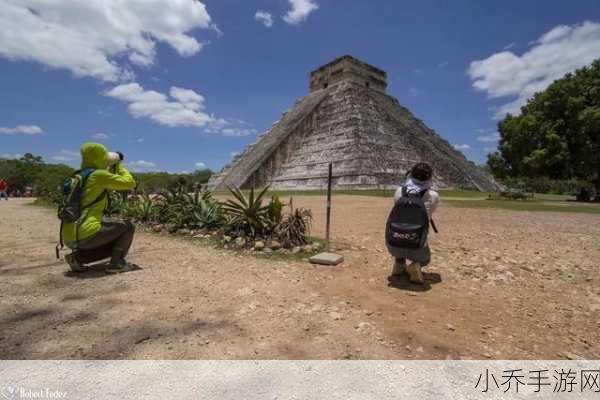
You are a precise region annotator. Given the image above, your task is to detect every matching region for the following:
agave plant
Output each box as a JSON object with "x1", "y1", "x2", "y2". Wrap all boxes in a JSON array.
[
  {"x1": 129, "y1": 192, "x2": 157, "y2": 223},
  {"x1": 221, "y1": 186, "x2": 270, "y2": 237},
  {"x1": 265, "y1": 195, "x2": 283, "y2": 229}
]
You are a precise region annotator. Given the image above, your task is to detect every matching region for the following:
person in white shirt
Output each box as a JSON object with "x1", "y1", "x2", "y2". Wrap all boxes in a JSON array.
[{"x1": 389, "y1": 162, "x2": 440, "y2": 284}]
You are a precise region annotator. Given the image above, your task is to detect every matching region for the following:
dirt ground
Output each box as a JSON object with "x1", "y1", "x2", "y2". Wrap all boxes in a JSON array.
[{"x1": 1, "y1": 197, "x2": 599, "y2": 360}]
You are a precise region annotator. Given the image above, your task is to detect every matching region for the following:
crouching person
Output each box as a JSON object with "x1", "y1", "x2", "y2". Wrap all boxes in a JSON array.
[
  {"x1": 385, "y1": 162, "x2": 439, "y2": 284},
  {"x1": 60, "y1": 143, "x2": 136, "y2": 274}
]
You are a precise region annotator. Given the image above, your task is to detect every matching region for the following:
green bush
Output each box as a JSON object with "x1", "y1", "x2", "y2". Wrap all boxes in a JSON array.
[{"x1": 502, "y1": 177, "x2": 588, "y2": 195}]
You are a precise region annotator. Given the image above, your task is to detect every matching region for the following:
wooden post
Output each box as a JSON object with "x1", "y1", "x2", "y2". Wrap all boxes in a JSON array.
[{"x1": 325, "y1": 162, "x2": 332, "y2": 251}]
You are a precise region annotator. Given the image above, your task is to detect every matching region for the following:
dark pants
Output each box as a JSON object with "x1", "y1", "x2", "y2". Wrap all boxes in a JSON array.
[{"x1": 74, "y1": 220, "x2": 135, "y2": 266}]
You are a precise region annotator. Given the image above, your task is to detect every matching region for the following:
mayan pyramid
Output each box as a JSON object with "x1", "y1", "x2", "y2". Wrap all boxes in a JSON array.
[{"x1": 208, "y1": 55, "x2": 499, "y2": 191}]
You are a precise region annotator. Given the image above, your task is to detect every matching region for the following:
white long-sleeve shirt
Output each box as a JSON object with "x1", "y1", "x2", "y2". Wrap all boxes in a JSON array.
[{"x1": 393, "y1": 182, "x2": 440, "y2": 216}]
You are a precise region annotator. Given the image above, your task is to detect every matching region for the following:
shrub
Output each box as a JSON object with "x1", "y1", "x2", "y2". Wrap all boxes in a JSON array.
[
  {"x1": 275, "y1": 200, "x2": 313, "y2": 247},
  {"x1": 221, "y1": 186, "x2": 270, "y2": 237}
]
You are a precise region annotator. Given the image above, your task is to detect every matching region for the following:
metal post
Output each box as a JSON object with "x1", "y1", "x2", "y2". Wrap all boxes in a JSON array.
[{"x1": 325, "y1": 162, "x2": 332, "y2": 251}]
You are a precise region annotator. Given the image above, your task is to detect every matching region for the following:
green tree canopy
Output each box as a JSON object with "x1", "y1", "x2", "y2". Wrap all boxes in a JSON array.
[{"x1": 489, "y1": 60, "x2": 600, "y2": 189}]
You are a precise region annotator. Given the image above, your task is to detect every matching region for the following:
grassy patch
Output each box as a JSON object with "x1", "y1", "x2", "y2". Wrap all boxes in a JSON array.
[{"x1": 445, "y1": 198, "x2": 600, "y2": 215}]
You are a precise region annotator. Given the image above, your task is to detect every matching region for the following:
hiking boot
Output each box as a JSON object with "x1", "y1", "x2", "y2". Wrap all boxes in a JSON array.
[
  {"x1": 105, "y1": 261, "x2": 136, "y2": 274},
  {"x1": 392, "y1": 259, "x2": 407, "y2": 276},
  {"x1": 65, "y1": 253, "x2": 87, "y2": 272},
  {"x1": 406, "y1": 262, "x2": 424, "y2": 284}
]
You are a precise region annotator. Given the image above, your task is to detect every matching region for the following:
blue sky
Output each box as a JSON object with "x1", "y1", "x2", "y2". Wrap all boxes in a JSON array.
[{"x1": 1, "y1": 0, "x2": 600, "y2": 172}]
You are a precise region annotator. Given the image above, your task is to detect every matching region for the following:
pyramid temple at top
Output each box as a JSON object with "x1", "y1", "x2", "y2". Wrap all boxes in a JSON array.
[{"x1": 207, "y1": 55, "x2": 499, "y2": 191}]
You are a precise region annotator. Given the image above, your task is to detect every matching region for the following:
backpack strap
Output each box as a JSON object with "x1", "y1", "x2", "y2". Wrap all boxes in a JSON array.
[
  {"x1": 418, "y1": 189, "x2": 428, "y2": 198},
  {"x1": 401, "y1": 186, "x2": 408, "y2": 197}
]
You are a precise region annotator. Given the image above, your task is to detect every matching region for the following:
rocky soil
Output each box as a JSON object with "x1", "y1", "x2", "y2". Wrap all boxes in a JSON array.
[{"x1": 1, "y1": 197, "x2": 599, "y2": 359}]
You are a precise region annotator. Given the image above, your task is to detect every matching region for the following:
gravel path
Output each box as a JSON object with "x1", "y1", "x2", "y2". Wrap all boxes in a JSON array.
[{"x1": 1, "y1": 197, "x2": 599, "y2": 359}]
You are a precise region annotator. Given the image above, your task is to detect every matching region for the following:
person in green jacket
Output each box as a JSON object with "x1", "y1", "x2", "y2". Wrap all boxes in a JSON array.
[{"x1": 63, "y1": 142, "x2": 136, "y2": 274}]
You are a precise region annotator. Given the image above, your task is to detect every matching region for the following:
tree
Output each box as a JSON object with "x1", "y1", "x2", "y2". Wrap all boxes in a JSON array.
[{"x1": 489, "y1": 60, "x2": 600, "y2": 196}]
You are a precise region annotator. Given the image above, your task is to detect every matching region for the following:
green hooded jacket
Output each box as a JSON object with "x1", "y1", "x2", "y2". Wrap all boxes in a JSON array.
[{"x1": 62, "y1": 142, "x2": 136, "y2": 246}]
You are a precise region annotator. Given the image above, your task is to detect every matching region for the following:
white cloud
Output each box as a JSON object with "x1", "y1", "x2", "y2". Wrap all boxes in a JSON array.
[
  {"x1": 1, "y1": 153, "x2": 23, "y2": 160},
  {"x1": 453, "y1": 144, "x2": 471, "y2": 150},
  {"x1": 92, "y1": 132, "x2": 110, "y2": 140},
  {"x1": 409, "y1": 87, "x2": 423, "y2": 96},
  {"x1": 477, "y1": 131, "x2": 500, "y2": 143},
  {"x1": 255, "y1": 11, "x2": 274, "y2": 28},
  {"x1": 283, "y1": 0, "x2": 319, "y2": 25},
  {"x1": 125, "y1": 160, "x2": 157, "y2": 172},
  {"x1": 484, "y1": 147, "x2": 498, "y2": 153},
  {"x1": 0, "y1": 0, "x2": 215, "y2": 82},
  {"x1": 469, "y1": 21, "x2": 600, "y2": 119},
  {"x1": 230, "y1": 151, "x2": 241, "y2": 159},
  {"x1": 195, "y1": 162, "x2": 206, "y2": 169},
  {"x1": 105, "y1": 83, "x2": 213, "y2": 128},
  {"x1": 137, "y1": 138, "x2": 145, "y2": 143},
  {"x1": 0, "y1": 125, "x2": 43, "y2": 135},
  {"x1": 51, "y1": 149, "x2": 80, "y2": 163},
  {"x1": 203, "y1": 118, "x2": 257, "y2": 137}
]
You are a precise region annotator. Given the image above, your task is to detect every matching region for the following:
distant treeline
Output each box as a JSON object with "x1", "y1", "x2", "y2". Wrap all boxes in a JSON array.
[{"x1": 0, "y1": 153, "x2": 213, "y2": 201}]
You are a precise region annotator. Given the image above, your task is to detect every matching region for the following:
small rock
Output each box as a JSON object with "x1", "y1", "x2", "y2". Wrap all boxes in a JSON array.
[
  {"x1": 254, "y1": 241, "x2": 265, "y2": 251},
  {"x1": 263, "y1": 248, "x2": 273, "y2": 254},
  {"x1": 302, "y1": 244, "x2": 313, "y2": 253},
  {"x1": 329, "y1": 312, "x2": 343, "y2": 320},
  {"x1": 178, "y1": 228, "x2": 191, "y2": 235},
  {"x1": 291, "y1": 246, "x2": 302, "y2": 254},
  {"x1": 223, "y1": 235, "x2": 232, "y2": 243},
  {"x1": 446, "y1": 324, "x2": 456, "y2": 331},
  {"x1": 311, "y1": 242, "x2": 322, "y2": 251},
  {"x1": 483, "y1": 353, "x2": 492, "y2": 358},
  {"x1": 152, "y1": 224, "x2": 163, "y2": 233},
  {"x1": 234, "y1": 237, "x2": 245, "y2": 247},
  {"x1": 269, "y1": 240, "x2": 282, "y2": 250},
  {"x1": 364, "y1": 310, "x2": 373, "y2": 316}
]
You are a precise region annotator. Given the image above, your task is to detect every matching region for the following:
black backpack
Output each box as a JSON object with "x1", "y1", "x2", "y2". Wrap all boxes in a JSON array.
[
  {"x1": 56, "y1": 168, "x2": 106, "y2": 256},
  {"x1": 386, "y1": 186, "x2": 430, "y2": 249}
]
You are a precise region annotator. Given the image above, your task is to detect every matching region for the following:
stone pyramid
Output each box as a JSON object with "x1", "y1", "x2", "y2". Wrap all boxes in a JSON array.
[{"x1": 208, "y1": 55, "x2": 499, "y2": 191}]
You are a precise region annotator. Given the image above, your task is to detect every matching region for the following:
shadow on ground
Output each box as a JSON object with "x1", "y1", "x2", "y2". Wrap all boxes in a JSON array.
[{"x1": 387, "y1": 272, "x2": 442, "y2": 292}]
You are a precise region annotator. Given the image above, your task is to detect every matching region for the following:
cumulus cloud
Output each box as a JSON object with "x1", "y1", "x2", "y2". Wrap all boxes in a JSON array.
[
  {"x1": 1, "y1": 153, "x2": 23, "y2": 160},
  {"x1": 0, "y1": 0, "x2": 215, "y2": 82},
  {"x1": 92, "y1": 132, "x2": 110, "y2": 140},
  {"x1": 0, "y1": 125, "x2": 43, "y2": 135},
  {"x1": 203, "y1": 118, "x2": 258, "y2": 137},
  {"x1": 105, "y1": 83, "x2": 213, "y2": 128},
  {"x1": 255, "y1": 11, "x2": 274, "y2": 28},
  {"x1": 52, "y1": 149, "x2": 80, "y2": 162},
  {"x1": 469, "y1": 21, "x2": 600, "y2": 119},
  {"x1": 477, "y1": 132, "x2": 500, "y2": 143},
  {"x1": 453, "y1": 144, "x2": 471, "y2": 150},
  {"x1": 195, "y1": 162, "x2": 206, "y2": 169},
  {"x1": 126, "y1": 160, "x2": 157, "y2": 172},
  {"x1": 283, "y1": 0, "x2": 319, "y2": 25}
]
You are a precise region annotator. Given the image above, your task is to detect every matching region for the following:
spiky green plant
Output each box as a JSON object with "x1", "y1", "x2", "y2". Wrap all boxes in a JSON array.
[
  {"x1": 129, "y1": 192, "x2": 157, "y2": 222},
  {"x1": 221, "y1": 186, "x2": 270, "y2": 237}
]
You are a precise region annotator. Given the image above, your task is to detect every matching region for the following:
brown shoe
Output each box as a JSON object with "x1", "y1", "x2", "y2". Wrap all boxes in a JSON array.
[
  {"x1": 406, "y1": 262, "x2": 424, "y2": 284},
  {"x1": 66, "y1": 253, "x2": 87, "y2": 272}
]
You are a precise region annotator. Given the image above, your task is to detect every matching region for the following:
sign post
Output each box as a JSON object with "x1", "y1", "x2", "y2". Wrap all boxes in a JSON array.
[
  {"x1": 309, "y1": 162, "x2": 344, "y2": 266},
  {"x1": 325, "y1": 162, "x2": 332, "y2": 251}
]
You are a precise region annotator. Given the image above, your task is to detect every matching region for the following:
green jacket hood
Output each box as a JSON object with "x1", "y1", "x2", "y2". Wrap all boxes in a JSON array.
[{"x1": 80, "y1": 142, "x2": 108, "y2": 170}]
